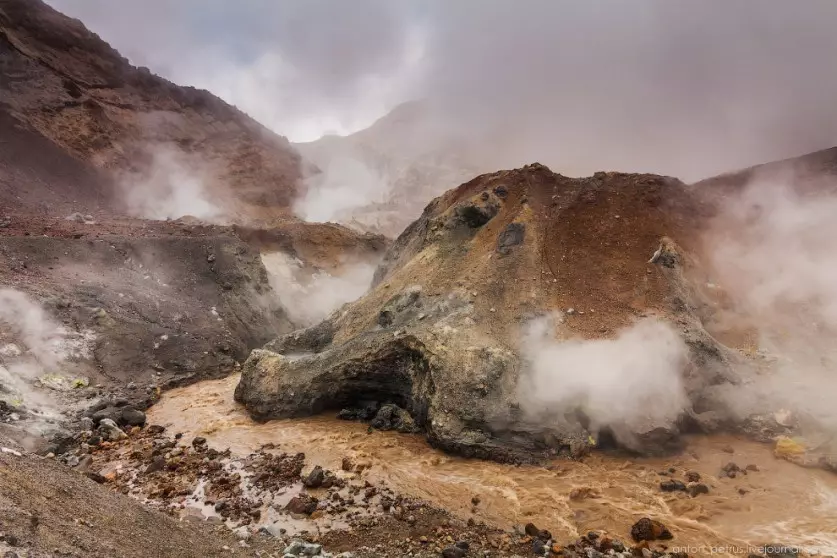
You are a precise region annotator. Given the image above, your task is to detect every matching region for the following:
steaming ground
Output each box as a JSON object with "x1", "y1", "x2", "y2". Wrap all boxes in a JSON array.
[
  {"x1": 261, "y1": 252, "x2": 376, "y2": 326},
  {"x1": 518, "y1": 317, "x2": 689, "y2": 450}
]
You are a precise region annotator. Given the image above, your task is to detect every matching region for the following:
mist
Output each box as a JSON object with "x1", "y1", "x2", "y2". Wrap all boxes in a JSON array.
[
  {"x1": 705, "y1": 173, "x2": 837, "y2": 431},
  {"x1": 48, "y1": 0, "x2": 837, "y2": 181},
  {"x1": 118, "y1": 144, "x2": 225, "y2": 222},
  {"x1": 260, "y1": 252, "x2": 376, "y2": 326},
  {"x1": 0, "y1": 289, "x2": 91, "y2": 435},
  {"x1": 517, "y1": 315, "x2": 689, "y2": 447}
]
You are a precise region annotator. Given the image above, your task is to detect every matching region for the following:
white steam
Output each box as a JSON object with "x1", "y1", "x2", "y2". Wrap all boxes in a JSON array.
[
  {"x1": 518, "y1": 316, "x2": 689, "y2": 444},
  {"x1": 706, "y1": 174, "x2": 837, "y2": 428},
  {"x1": 261, "y1": 252, "x2": 375, "y2": 326},
  {"x1": 293, "y1": 154, "x2": 389, "y2": 225},
  {"x1": 0, "y1": 289, "x2": 93, "y2": 431},
  {"x1": 119, "y1": 145, "x2": 224, "y2": 222}
]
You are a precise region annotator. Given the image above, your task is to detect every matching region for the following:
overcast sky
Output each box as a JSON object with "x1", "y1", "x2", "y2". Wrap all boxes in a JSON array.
[{"x1": 47, "y1": 0, "x2": 837, "y2": 179}]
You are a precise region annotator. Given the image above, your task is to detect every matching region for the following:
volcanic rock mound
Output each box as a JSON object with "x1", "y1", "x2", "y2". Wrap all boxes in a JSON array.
[{"x1": 235, "y1": 163, "x2": 744, "y2": 461}]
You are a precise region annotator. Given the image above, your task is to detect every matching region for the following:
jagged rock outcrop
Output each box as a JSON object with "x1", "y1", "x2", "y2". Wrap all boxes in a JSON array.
[{"x1": 236, "y1": 163, "x2": 747, "y2": 461}]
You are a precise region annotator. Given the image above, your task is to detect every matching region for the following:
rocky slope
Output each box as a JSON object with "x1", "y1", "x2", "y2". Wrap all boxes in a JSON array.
[
  {"x1": 0, "y1": 0, "x2": 302, "y2": 222},
  {"x1": 235, "y1": 162, "x2": 757, "y2": 461}
]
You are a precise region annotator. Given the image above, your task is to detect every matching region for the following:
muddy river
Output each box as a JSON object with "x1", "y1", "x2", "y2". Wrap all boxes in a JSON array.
[{"x1": 148, "y1": 374, "x2": 837, "y2": 556}]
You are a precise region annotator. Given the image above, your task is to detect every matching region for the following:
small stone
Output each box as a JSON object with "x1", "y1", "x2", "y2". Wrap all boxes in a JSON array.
[
  {"x1": 441, "y1": 546, "x2": 466, "y2": 558},
  {"x1": 192, "y1": 436, "x2": 207, "y2": 449},
  {"x1": 660, "y1": 480, "x2": 686, "y2": 492},
  {"x1": 685, "y1": 471, "x2": 701, "y2": 483},
  {"x1": 630, "y1": 517, "x2": 672, "y2": 541},
  {"x1": 687, "y1": 482, "x2": 709, "y2": 497},
  {"x1": 745, "y1": 464, "x2": 759, "y2": 472},
  {"x1": 304, "y1": 465, "x2": 325, "y2": 488}
]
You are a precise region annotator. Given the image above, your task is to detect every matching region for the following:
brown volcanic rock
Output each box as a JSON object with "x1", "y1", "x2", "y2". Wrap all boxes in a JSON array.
[
  {"x1": 235, "y1": 163, "x2": 741, "y2": 460},
  {"x1": 0, "y1": 0, "x2": 302, "y2": 220}
]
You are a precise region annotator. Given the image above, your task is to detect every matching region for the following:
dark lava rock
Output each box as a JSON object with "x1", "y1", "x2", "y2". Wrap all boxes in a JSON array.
[
  {"x1": 337, "y1": 401, "x2": 380, "y2": 422},
  {"x1": 192, "y1": 437, "x2": 208, "y2": 449},
  {"x1": 745, "y1": 464, "x2": 760, "y2": 472},
  {"x1": 497, "y1": 222, "x2": 525, "y2": 254},
  {"x1": 630, "y1": 517, "x2": 673, "y2": 542},
  {"x1": 90, "y1": 406, "x2": 121, "y2": 425},
  {"x1": 303, "y1": 465, "x2": 325, "y2": 488},
  {"x1": 660, "y1": 479, "x2": 687, "y2": 492},
  {"x1": 120, "y1": 407, "x2": 146, "y2": 427},
  {"x1": 524, "y1": 522, "x2": 541, "y2": 537},
  {"x1": 370, "y1": 404, "x2": 420, "y2": 434},
  {"x1": 455, "y1": 201, "x2": 498, "y2": 228},
  {"x1": 532, "y1": 538, "x2": 546, "y2": 555},
  {"x1": 146, "y1": 424, "x2": 166, "y2": 435},
  {"x1": 285, "y1": 494, "x2": 318, "y2": 516},
  {"x1": 722, "y1": 462, "x2": 741, "y2": 478},
  {"x1": 441, "y1": 546, "x2": 466, "y2": 558},
  {"x1": 493, "y1": 185, "x2": 508, "y2": 199},
  {"x1": 687, "y1": 482, "x2": 710, "y2": 497},
  {"x1": 685, "y1": 470, "x2": 701, "y2": 483},
  {"x1": 454, "y1": 541, "x2": 469, "y2": 550}
]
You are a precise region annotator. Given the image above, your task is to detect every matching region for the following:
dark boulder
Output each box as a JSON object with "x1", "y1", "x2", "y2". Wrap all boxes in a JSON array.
[{"x1": 630, "y1": 517, "x2": 673, "y2": 542}]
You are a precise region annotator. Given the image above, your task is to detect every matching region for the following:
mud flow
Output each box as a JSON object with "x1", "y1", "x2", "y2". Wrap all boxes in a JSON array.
[{"x1": 149, "y1": 375, "x2": 837, "y2": 556}]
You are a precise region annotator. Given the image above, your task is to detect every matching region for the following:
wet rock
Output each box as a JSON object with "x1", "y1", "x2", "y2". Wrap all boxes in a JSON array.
[
  {"x1": 370, "y1": 404, "x2": 420, "y2": 434},
  {"x1": 120, "y1": 407, "x2": 146, "y2": 427},
  {"x1": 454, "y1": 541, "x2": 469, "y2": 550},
  {"x1": 303, "y1": 465, "x2": 325, "y2": 488},
  {"x1": 98, "y1": 418, "x2": 127, "y2": 441},
  {"x1": 532, "y1": 538, "x2": 546, "y2": 555},
  {"x1": 441, "y1": 546, "x2": 466, "y2": 558},
  {"x1": 192, "y1": 437, "x2": 208, "y2": 449},
  {"x1": 660, "y1": 480, "x2": 686, "y2": 492},
  {"x1": 337, "y1": 401, "x2": 380, "y2": 422},
  {"x1": 341, "y1": 456, "x2": 355, "y2": 472},
  {"x1": 745, "y1": 464, "x2": 759, "y2": 472},
  {"x1": 630, "y1": 518, "x2": 672, "y2": 542},
  {"x1": 146, "y1": 425, "x2": 166, "y2": 435},
  {"x1": 497, "y1": 223, "x2": 525, "y2": 254},
  {"x1": 685, "y1": 471, "x2": 701, "y2": 483},
  {"x1": 286, "y1": 494, "x2": 318, "y2": 516},
  {"x1": 687, "y1": 482, "x2": 709, "y2": 497},
  {"x1": 721, "y1": 462, "x2": 741, "y2": 478}
]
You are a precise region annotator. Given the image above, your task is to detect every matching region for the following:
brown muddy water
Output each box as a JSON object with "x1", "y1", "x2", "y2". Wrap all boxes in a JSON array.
[{"x1": 148, "y1": 374, "x2": 837, "y2": 556}]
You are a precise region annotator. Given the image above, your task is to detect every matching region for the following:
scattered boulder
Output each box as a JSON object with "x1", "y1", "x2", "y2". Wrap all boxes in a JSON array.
[
  {"x1": 120, "y1": 407, "x2": 146, "y2": 427},
  {"x1": 286, "y1": 494, "x2": 318, "y2": 516},
  {"x1": 630, "y1": 518, "x2": 673, "y2": 542},
  {"x1": 687, "y1": 482, "x2": 709, "y2": 497},
  {"x1": 303, "y1": 466, "x2": 325, "y2": 488},
  {"x1": 660, "y1": 480, "x2": 686, "y2": 492},
  {"x1": 721, "y1": 462, "x2": 741, "y2": 478},
  {"x1": 97, "y1": 418, "x2": 126, "y2": 441},
  {"x1": 337, "y1": 401, "x2": 380, "y2": 422},
  {"x1": 369, "y1": 404, "x2": 420, "y2": 434}
]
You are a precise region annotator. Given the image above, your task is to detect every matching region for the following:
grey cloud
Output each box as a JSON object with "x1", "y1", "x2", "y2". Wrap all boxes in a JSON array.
[{"x1": 47, "y1": 0, "x2": 837, "y2": 177}]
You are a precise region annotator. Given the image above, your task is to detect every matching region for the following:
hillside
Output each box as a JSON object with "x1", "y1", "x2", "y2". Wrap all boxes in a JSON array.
[{"x1": 0, "y1": 0, "x2": 301, "y2": 222}]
